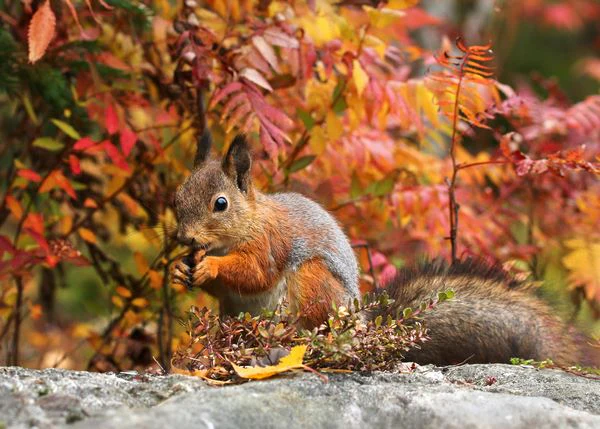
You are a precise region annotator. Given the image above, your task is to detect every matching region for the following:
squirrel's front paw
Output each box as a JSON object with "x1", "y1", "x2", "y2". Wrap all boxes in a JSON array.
[
  {"x1": 171, "y1": 257, "x2": 193, "y2": 289},
  {"x1": 191, "y1": 257, "x2": 219, "y2": 287},
  {"x1": 172, "y1": 251, "x2": 206, "y2": 289}
]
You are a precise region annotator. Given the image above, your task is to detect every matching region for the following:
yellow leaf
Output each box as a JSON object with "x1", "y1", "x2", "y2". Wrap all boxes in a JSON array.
[
  {"x1": 58, "y1": 216, "x2": 73, "y2": 235},
  {"x1": 353, "y1": 60, "x2": 369, "y2": 97},
  {"x1": 416, "y1": 83, "x2": 439, "y2": 127},
  {"x1": 232, "y1": 345, "x2": 308, "y2": 380},
  {"x1": 28, "y1": 0, "x2": 56, "y2": 63},
  {"x1": 134, "y1": 251, "x2": 150, "y2": 275},
  {"x1": 326, "y1": 110, "x2": 343, "y2": 142},
  {"x1": 309, "y1": 126, "x2": 327, "y2": 155},
  {"x1": 111, "y1": 295, "x2": 124, "y2": 308},
  {"x1": 115, "y1": 286, "x2": 132, "y2": 298},
  {"x1": 171, "y1": 366, "x2": 231, "y2": 385},
  {"x1": 363, "y1": 6, "x2": 405, "y2": 29},
  {"x1": 73, "y1": 323, "x2": 92, "y2": 338},
  {"x1": 562, "y1": 239, "x2": 600, "y2": 302},
  {"x1": 78, "y1": 228, "x2": 97, "y2": 244},
  {"x1": 364, "y1": 35, "x2": 386, "y2": 59},
  {"x1": 105, "y1": 175, "x2": 127, "y2": 195},
  {"x1": 387, "y1": 0, "x2": 420, "y2": 9}
]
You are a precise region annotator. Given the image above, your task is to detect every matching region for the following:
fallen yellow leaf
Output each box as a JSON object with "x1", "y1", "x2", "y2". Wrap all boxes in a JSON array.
[{"x1": 232, "y1": 345, "x2": 308, "y2": 380}]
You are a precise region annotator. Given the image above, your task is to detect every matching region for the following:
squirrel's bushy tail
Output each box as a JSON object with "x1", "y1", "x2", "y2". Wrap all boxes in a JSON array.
[{"x1": 380, "y1": 259, "x2": 598, "y2": 367}]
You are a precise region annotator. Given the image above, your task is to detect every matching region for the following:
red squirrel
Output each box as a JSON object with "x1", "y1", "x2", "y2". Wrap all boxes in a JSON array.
[
  {"x1": 172, "y1": 130, "x2": 599, "y2": 367},
  {"x1": 172, "y1": 131, "x2": 359, "y2": 328}
]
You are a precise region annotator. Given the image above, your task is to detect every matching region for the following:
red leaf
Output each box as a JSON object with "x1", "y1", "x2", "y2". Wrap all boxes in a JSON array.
[
  {"x1": 28, "y1": 0, "x2": 56, "y2": 63},
  {"x1": 18, "y1": 169, "x2": 42, "y2": 182},
  {"x1": 74, "y1": 137, "x2": 97, "y2": 152},
  {"x1": 209, "y1": 82, "x2": 243, "y2": 109},
  {"x1": 69, "y1": 154, "x2": 81, "y2": 175},
  {"x1": 103, "y1": 141, "x2": 130, "y2": 171},
  {"x1": 105, "y1": 104, "x2": 119, "y2": 135},
  {"x1": 25, "y1": 228, "x2": 50, "y2": 255},
  {"x1": 119, "y1": 127, "x2": 137, "y2": 156},
  {"x1": 0, "y1": 235, "x2": 14, "y2": 256}
]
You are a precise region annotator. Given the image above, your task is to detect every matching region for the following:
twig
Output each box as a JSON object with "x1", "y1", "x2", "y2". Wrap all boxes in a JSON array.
[{"x1": 8, "y1": 276, "x2": 23, "y2": 366}]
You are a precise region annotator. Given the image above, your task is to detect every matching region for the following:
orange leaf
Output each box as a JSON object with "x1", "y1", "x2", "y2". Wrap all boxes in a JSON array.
[
  {"x1": 30, "y1": 304, "x2": 43, "y2": 320},
  {"x1": 134, "y1": 251, "x2": 150, "y2": 275},
  {"x1": 5, "y1": 195, "x2": 23, "y2": 220},
  {"x1": 83, "y1": 198, "x2": 98, "y2": 208},
  {"x1": 131, "y1": 297, "x2": 148, "y2": 308},
  {"x1": 28, "y1": 0, "x2": 56, "y2": 63},
  {"x1": 78, "y1": 228, "x2": 97, "y2": 244},
  {"x1": 115, "y1": 286, "x2": 132, "y2": 298}
]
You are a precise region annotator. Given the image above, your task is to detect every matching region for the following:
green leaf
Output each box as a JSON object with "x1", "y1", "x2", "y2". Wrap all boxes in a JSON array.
[
  {"x1": 402, "y1": 307, "x2": 413, "y2": 319},
  {"x1": 297, "y1": 108, "x2": 315, "y2": 130},
  {"x1": 350, "y1": 171, "x2": 362, "y2": 199},
  {"x1": 33, "y1": 137, "x2": 64, "y2": 151},
  {"x1": 289, "y1": 155, "x2": 316, "y2": 173},
  {"x1": 374, "y1": 315, "x2": 382, "y2": 328},
  {"x1": 51, "y1": 119, "x2": 81, "y2": 140},
  {"x1": 437, "y1": 290, "x2": 455, "y2": 302},
  {"x1": 365, "y1": 176, "x2": 396, "y2": 197}
]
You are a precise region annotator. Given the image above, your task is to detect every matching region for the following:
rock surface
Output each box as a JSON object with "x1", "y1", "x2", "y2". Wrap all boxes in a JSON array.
[{"x1": 1, "y1": 364, "x2": 599, "y2": 429}]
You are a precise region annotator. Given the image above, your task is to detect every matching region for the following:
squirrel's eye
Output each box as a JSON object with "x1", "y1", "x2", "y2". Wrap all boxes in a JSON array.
[{"x1": 214, "y1": 196, "x2": 228, "y2": 212}]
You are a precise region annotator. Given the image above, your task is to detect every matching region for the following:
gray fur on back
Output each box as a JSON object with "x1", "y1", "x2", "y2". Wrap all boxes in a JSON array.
[{"x1": 270, "y1": 192, "x2": 359, "y2": 297}]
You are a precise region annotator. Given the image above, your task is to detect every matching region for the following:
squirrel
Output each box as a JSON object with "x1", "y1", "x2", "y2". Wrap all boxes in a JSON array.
[
  {"x1": 172, "y1": 130, "x2": 599, "y2": 368},
  {"x1": 172, "y1": 130, "x2": 359, "y2": 328}
]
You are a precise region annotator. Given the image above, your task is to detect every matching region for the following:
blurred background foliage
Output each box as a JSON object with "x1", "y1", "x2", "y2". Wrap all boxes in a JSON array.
[{"x1": 0, "y1": 0, "x2": 598, "y2": 370}]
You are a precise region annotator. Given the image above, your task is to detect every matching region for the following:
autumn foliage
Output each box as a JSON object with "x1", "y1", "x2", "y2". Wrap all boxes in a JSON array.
[{"x1": 0, "y1": 0, "x2": 599, "y2": 371}]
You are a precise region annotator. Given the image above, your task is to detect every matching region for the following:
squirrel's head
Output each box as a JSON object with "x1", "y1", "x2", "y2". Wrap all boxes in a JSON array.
[{"x1": 174, "y1": 131, "x2": 255, "y2": 253}]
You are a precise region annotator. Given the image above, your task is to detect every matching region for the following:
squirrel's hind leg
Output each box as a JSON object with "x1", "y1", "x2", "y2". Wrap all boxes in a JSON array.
[{"x1": 287, "y1": 258, "x2": 349, "y2": 328}]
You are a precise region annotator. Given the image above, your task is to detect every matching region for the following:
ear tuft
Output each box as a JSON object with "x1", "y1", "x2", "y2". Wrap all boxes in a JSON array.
[
  {"x1": 194, "y1": 128, "x2": 212, "y2": 168},
  {"x1": 222, "y1": 135, "x2": 252, "y2": 193}
]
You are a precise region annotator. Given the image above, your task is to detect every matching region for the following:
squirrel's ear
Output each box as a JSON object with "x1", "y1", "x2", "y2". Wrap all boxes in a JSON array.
[
  {"x1": 222, "y1": 135, "x2": 252, "y2": 193},
  {"x1": 193, "y1": 128, "x2": 212, "y2": 168}
]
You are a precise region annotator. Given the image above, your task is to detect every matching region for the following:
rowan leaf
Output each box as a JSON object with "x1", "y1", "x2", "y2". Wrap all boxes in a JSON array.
[
  {"x1": 115, "y1": 286, "x2": 132, "y2": 298},
  {"x1": 562, "y1": 238, "x2": 600, "y2": 303},
  {"x1": 17, "y1": 169, "x2": 42, "y2": 183},
  {"x1": 231, "y1": 345, "x2": 308, "y2": 380},
  {"x1": 120, "y1": 127, "x2": 137, "y2": 156},
  {"x1": 33, "y1": 137, "x2": 64, "y2": 151},
  {"x1": 105, "y1": 104, "x2": 119, "y2": 135},
  {"x1": 134, "y1": 251, "x2": 150, "y2": 275},
  {"x1": 239, "y1": 68, "x2": 273, "y2": 92},
  {"x1": 78, "y1": 228, "x2": 97, "y2": 244},
  {"x1": 51, "y1": 119, "x2": 81, "y2": 140},
  {"x1": 353, "y1": 60, "x2": 369, "y2": 96},
  {"x1": 28, "y1": 0, "x2": 56, "y2": 63},
  {"x1": 289, "y1": 155, "x2": 316, "y2": 173}
]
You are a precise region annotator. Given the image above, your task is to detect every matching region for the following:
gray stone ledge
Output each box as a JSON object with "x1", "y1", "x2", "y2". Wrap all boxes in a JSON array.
[{"x1": 1, "y1": 364, "x2": 599, "y2": 429}]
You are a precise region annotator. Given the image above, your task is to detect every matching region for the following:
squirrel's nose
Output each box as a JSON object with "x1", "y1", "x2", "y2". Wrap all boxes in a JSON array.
[{"x1": 176, "y1": 230, "x2": 193, "y2": 246}]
